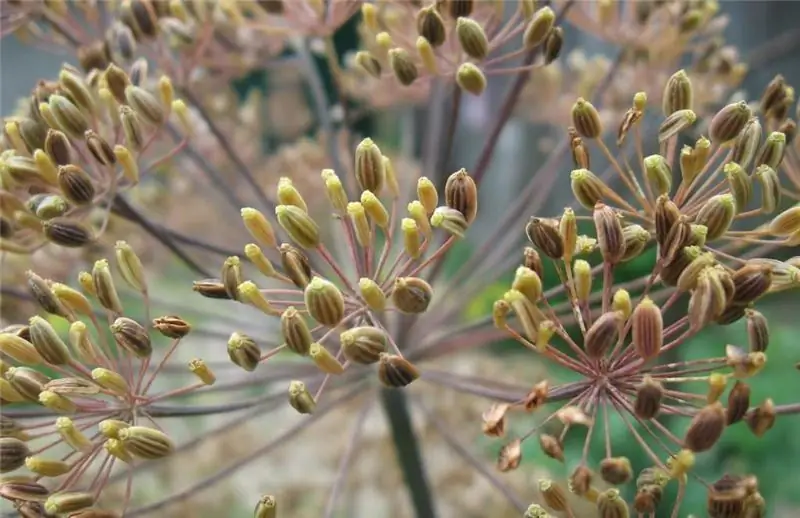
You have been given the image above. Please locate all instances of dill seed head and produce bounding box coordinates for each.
[378,353,420,388]
[340,326,387,365]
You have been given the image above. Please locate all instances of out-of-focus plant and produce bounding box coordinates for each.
[1,1,799,517]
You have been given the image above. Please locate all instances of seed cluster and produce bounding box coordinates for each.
[0,242,208,516]
[195,137,479,412]
[485,70,799,516]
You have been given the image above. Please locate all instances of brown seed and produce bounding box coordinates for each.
[715,303,748,326]
[746,399,775,437]
[280,243,312,289]
[58,165,95,205]
[726,381,751,426]
[416,5,446,46]
[731,117,762,170]
[596,488,628,518]
[634,376,663,419]
[448,0,474,18]
[633,485,662,514]
[570,168,606,210]
[6,367,49,402]
[110,317,152,358]
[192,279,230,300]
[526,217,564,259]
[584,311,623,359]
[497,438,522,472]
[731,264,772,305]
[85,130,116,166]
[684,402,726,452]
[378,354,420,388]
[44,129,72,165]
[152,315,191,339]
[709,101,752,143]
[26,271,67,317]
[444,168,478,224]
[538,434,564,462]
[0,437,31,473]
[632,297,662,361]
[744,309,768,353]
[706,485,746,518]
[0,478,49,502]
[760,74,788,119]
[389,48,418,86]
[42,218,94,248]
[599,456,633,485]
[654,195,680,248]
[538,479,568,511]
[594,203,624,264]
[481,403,509,437]
[569,465,593,496]
[543,26,564,64]
[523,247,544,278]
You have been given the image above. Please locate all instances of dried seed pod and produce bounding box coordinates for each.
[42,218,94,248]
[538,479,569,512]
[92,259,122,313]
[745,309,768,353]
[526,217,563,259]
[726,381,751,425]
[0,437,30,473]
[523,6,555,48]
[539,434,564,462]
[110,317,151,358]
[44,492,95,515]
[569,465,593,496]
[497,438,522,472]
[44,129,72,165]
[340,326,387,364]
[280,243,312,289]
[378,353,420,388]
[754,131,786,170]
[584,311,623,358]
[227,332,261,371]
[280,307,313,356]
[631,298,662,361]
[600,457,633,485]
[152,315,191,339]
[288,380,316,414]
[254,495,277,518]
[389,48,418,86]
[684,402,726,452]
[118,426,174,459]
[658,109,696,142]
[760,74,789,119]
[444,168,478,224]
[25,271,66,317]
[523,247,543,278]
[662,69,693,115]
[731,264,772,305]
[635,376,663,419]
[572,98,602,139]
[696,193,736,241]
[392,277,433,314]
[594,203,624,264]
[416,5,446,46]
[192,279,230,300]
[28,315,71,365]
[481,403,509,437]
[746,398,775,437]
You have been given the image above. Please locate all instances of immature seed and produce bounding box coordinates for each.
[280,307,313,356]
[340,326,387,364]
[304,277,345,326]
[117,426,174,459]
[378,354,420,388]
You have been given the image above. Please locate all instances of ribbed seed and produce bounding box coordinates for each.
[378,354,420,388]
[340,326,386,364]
[709,101,751,143]
[392,277,433,314]
[599,456,633,485]
[684,402,726,452]
[430,206,469,237]
[538,479,568,511]
[389,48,418,86]
[0,437,31,473]
[280,307,313,356]
[726,381,751,425]
[695,193,735,241]
[444,168,478,224]
[584,311,622,358]
[570,168,606,210]
[572,97,602,139]
[227,332,261,371]
[597,488,629,518]
[731,264,772,304]
[745,309,769,353]
[631,298,662,361]
[594,203,624,264]
[455,17,488,60]
[43,218,94,247]
[662,69,693,115]
[746,398,775,437]
[634,376,663,419]
[44,492,95,515]
[288,380,316,414]
[28,315,71,365]
[526,217,563,259]
[6,367,48,402]
[117,426,174,459]
[279,243,312,289]
[254,494,277,518]
[25,271,67,317]
[110,317,151,358]
[731,117,761,170]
